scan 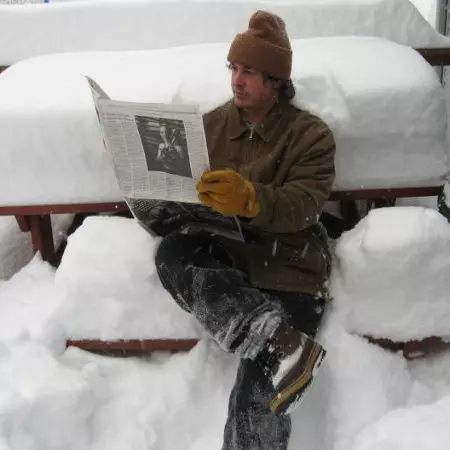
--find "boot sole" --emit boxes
[270,343,325,415]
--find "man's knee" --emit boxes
[155,233,179,270]
[156,232,190,267]
[155,231,210,275]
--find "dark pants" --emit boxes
[155,231,325,450]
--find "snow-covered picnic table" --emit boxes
[0,0,449,263]
[0,37,447,207]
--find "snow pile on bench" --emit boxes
[0,37,446,206]
[0,0,447,65]
[0,339,92,449]
[352,396,450,450]
[0,256,59,343]
[1,208,450,449]
[331,206,450,342]
[53,216,203,340]
[315,319,450,450]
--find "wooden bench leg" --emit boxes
[339,200,361,229]
[28,215,55,263]
[15,215,31,232]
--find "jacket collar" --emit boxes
[228,100,287,143]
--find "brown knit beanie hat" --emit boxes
[228,10,292,80]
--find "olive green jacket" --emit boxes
[203,99,336,297]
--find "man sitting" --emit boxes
[152,10,336,449]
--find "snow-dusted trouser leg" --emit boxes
[155,232,326,449]
[222,291,325,450]
[155,231,284,359]
[223,358,290,450]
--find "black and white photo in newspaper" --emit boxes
[134,115,192,178]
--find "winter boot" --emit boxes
[266,322,326,415]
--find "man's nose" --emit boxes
[232,71,244,87]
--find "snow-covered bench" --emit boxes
[330,206,450,360]
[57,206,450,359]
[2,210,450,449]
[0,0,449,262]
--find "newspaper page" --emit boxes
[86,76,244,242]
[86,76,209,204]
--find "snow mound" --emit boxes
[317,322,412,450]
[0,340,92,450]
[0,0,447,65]
[2,208,450,449]
[352,395,450,450]
[53,216,203,340]
[332,207,450,342]
[0,255,61,344]
[58,340,237,450]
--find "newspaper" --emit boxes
[86,76,244,242]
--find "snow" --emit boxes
[411,0,440,27]
[21,0,443,30]
[0,256,60,343]
[352,396,450,450]
[0,338,238,450]
[0,214,73,280]
[331,207,450,341]
[0,0,447,65]
[53,216,203,340]
[315,321,450,450]
[0,207,450,449]
[0,36,446,206]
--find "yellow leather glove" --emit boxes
[196,169,260,217]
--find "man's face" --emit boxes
[229,62,277,109]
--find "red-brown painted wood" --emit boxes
[0,202,128,216]
[67,338,199,352]
[0,185,442,219]
[29,215,56,263]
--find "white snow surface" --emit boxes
[1,208,450,448]
[332,206,450,341]
[0,214,73,280]
[351,395,450,450]
[13,0,440,30]
[412,0,439,26]
[0,0,447,65]
[53,216,203,340]
[0,37,447,206]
